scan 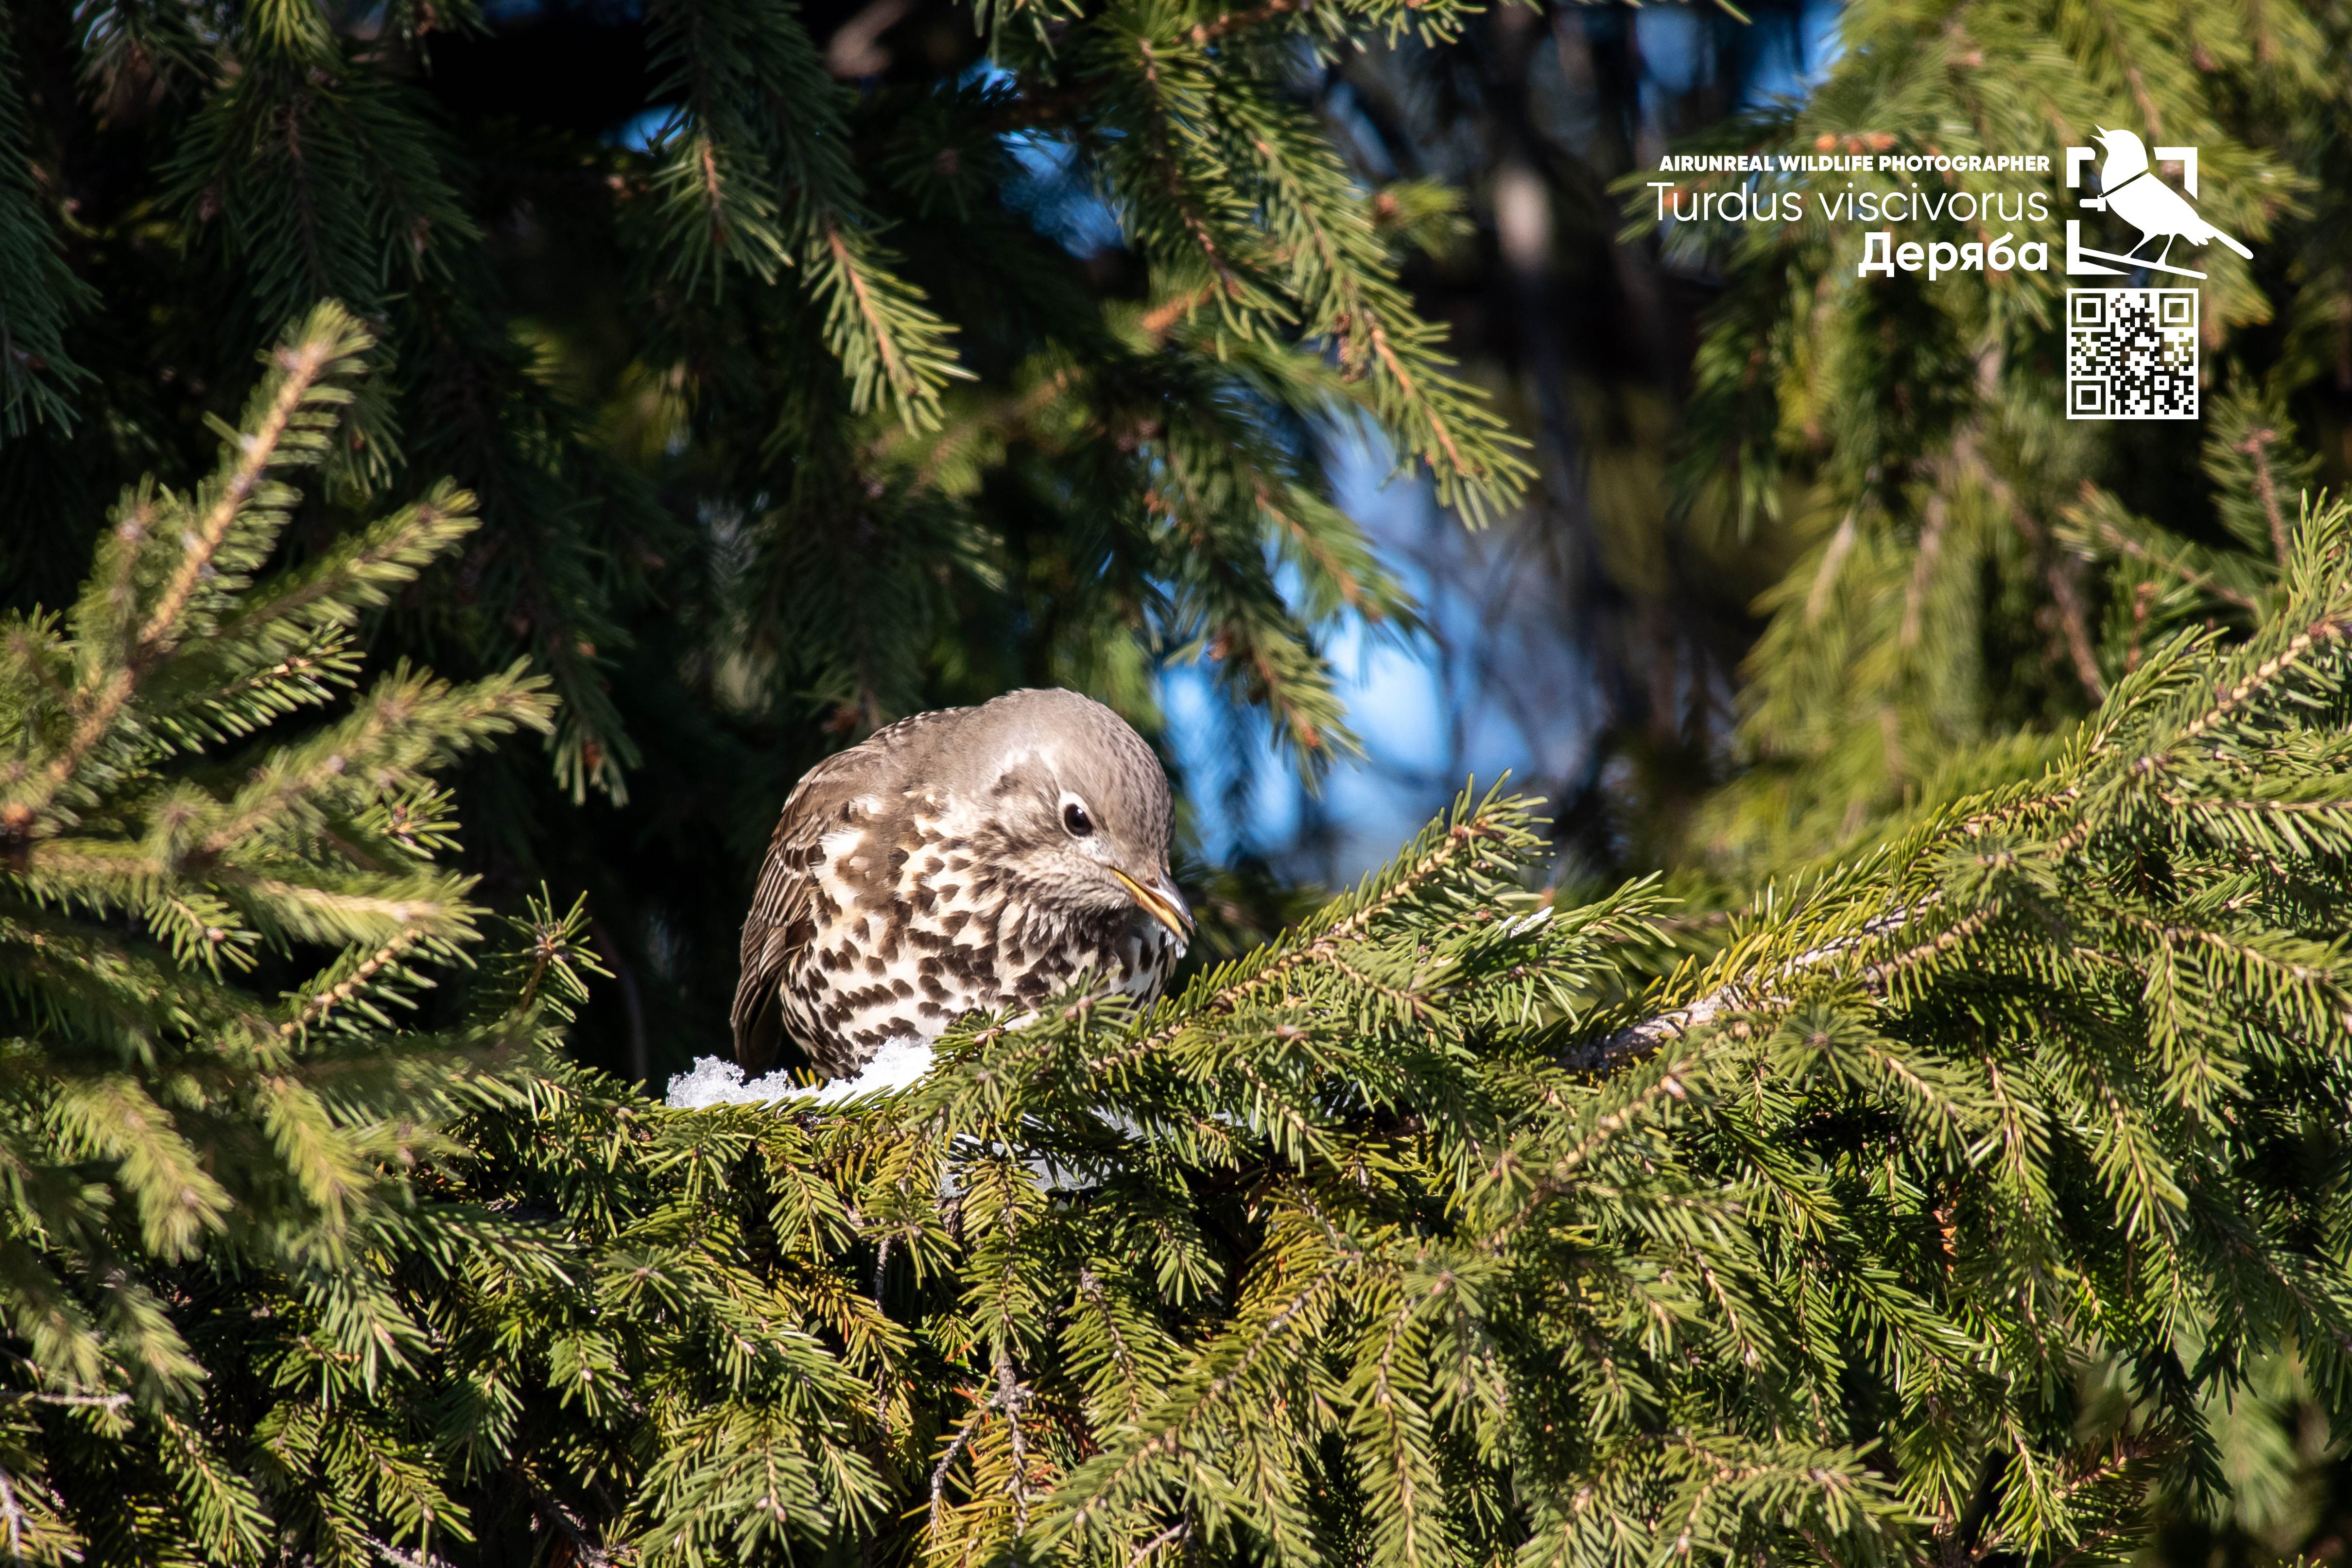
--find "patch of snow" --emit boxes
[663,1038,936,1109]
[664,1042,1128,1199]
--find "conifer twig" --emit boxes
[999,1352,1033,1534]
[2172,612,2352,749]
[1130,1517,1193,1564]
[0,1469,29,1563]
[1969,448,2106,700]
[1088,810,1511,1070]
[22,323,349,827]
[282,929,424,1038]
[0,1390,132,1410]
[1571,906,1920,1069]
[139,336,333,655]
[931,1397,988,1527]
[2236,428,2289,563]
[2074,511,2261,611]
[1189,0,1305,43]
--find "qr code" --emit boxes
[2067,289,2198,420]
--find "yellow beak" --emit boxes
[1109,867,1193,941]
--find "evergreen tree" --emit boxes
[12,0,2352,1559]
[0,304,574,1561]
[1585,0,2352,1544]
[2,0,1536,1082]
[13,302,2352,1568]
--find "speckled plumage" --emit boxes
[733,689,1190,1080]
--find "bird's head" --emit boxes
[2093,126,2150,173]
[962,689,1192,945]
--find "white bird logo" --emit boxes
[2084,127,2252,270]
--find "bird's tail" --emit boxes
[2211,227,2254,259]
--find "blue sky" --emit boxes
[1161,430,1602,885]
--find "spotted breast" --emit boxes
[733,689,1192,1080]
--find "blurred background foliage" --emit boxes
[7,0,2352,1547]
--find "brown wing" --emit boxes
[730,709,957,1073]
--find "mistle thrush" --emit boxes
[732,688,1192,1080]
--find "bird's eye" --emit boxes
[1062,801,1095,837]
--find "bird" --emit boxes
[2087,127,2252,269]
[731,688,1192,1087]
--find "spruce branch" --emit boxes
[2061,489,2265,613]
[2236,428,2290,563]
[138,326,353,654]
[1089,790,1535,1071]
[10,303,375,832]
[0,308,587,1566]
[1129,1517,1194,1565]
[15,0,2352,1553]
